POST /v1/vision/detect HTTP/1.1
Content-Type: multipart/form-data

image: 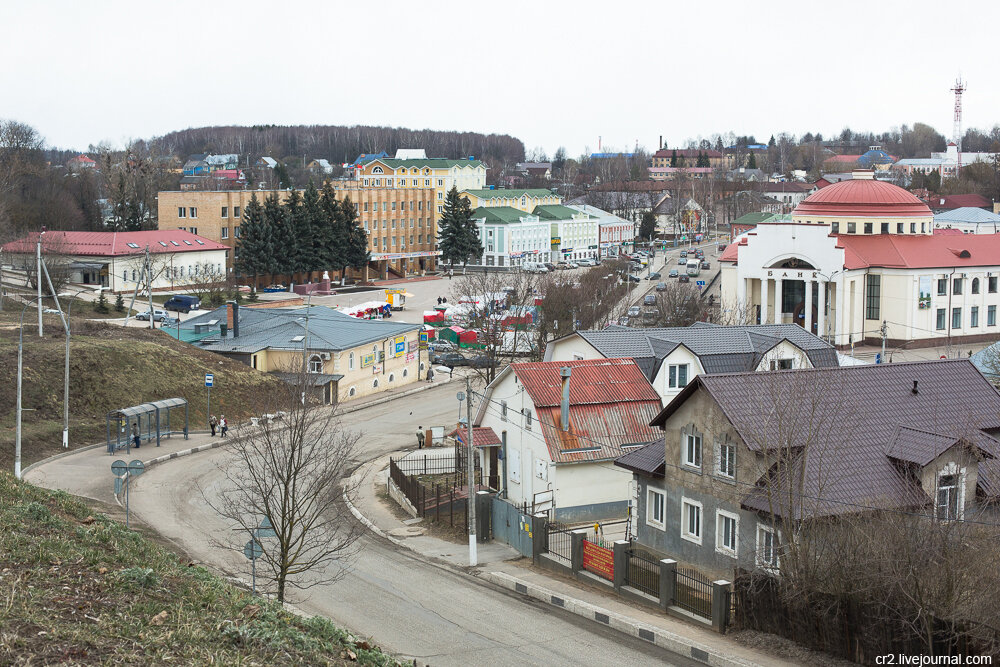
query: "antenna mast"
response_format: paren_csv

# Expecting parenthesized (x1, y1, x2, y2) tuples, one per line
(951, 77, 966, 174)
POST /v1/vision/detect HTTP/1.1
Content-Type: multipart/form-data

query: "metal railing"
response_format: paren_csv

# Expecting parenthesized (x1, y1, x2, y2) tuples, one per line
(625, 547, 661, 598)
(675, 566, 713, 619)
(545, 522, 573, 564)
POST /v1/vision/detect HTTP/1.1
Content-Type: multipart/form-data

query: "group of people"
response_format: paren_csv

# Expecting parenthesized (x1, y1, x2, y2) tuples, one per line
(435, 297, 449, 306)
(209, 414, 228, 437)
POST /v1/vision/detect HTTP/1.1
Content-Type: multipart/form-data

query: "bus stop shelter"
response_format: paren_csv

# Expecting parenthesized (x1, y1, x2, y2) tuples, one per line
(106, 398, 189, 454)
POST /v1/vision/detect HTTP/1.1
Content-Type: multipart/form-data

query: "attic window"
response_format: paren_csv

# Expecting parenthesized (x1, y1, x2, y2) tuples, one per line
(126, 242, 139, 248)
(183, 240, 192, 245)
(158, 241, 168, 247)
(561, 446, 601, 454)
(196, 240, 205, 245)
(290, 335, 304, 342)
(170, 241, 180, 246)
(949, 248, 971, 258)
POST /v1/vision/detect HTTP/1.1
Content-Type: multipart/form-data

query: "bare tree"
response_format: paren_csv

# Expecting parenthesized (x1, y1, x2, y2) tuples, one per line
(648, 282, 705, 327)
(209, 375, 364, 603)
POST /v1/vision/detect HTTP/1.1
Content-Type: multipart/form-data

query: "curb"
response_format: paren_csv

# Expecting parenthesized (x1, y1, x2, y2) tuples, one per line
(335, 379, 454, 416)
(115, 435, 234, 505)
(484, 572, 758, 667)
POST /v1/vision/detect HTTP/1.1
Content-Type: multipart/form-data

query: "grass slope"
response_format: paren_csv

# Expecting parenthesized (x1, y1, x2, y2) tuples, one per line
(0, 472, 399, 665)
(0, 313, 286, 470)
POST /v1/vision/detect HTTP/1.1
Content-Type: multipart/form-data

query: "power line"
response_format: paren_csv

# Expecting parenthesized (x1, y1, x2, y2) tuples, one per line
(470, 388, 1000, 528)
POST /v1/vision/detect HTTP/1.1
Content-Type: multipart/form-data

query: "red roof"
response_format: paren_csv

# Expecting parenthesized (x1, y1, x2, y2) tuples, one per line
(1, 230, 229, 256)
(653, 148, 723, 159)
(449, 426, 502, 448)
(837, 233, 1000, 270)
(719, 238, 743, 262)
(934, 194, 992, 210)
(512, 358, 660, 406)
(794, 179, 931, 218)
(824, 154, 862, 163)
(67, 154, 96, 164)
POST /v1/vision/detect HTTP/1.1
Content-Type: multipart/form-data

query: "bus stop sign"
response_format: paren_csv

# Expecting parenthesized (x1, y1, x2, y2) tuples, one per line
(205, 373, 214, 387)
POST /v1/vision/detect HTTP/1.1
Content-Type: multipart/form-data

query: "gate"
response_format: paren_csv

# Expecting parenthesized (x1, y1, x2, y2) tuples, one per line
(490, 498, 534, 558)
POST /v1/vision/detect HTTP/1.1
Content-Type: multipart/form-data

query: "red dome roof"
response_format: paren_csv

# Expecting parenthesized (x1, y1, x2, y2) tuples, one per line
(795, 179, 931, 218)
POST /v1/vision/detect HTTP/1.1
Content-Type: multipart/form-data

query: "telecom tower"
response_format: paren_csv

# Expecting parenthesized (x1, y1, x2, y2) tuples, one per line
(951, 77, 966, 173)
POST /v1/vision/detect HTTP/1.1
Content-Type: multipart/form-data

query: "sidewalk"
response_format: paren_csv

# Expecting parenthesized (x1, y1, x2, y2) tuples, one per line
(351, 451, 799, 667)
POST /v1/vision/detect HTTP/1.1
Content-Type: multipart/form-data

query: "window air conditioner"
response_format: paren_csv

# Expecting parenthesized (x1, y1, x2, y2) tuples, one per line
(320, 352, 331, 361)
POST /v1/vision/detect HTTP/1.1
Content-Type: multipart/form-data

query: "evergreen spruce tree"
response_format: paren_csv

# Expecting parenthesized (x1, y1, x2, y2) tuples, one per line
(747, 152, 757, 169)
(437, 186, 482, 271)
(114, 292, 124, 313)
(235, 193, 271, 291)
(299, 181, 324, 275)
(696, 152, 710, 168)
(319, 182, 345, 279)
(263, 192, 289, 282)
(339, 196, 370, 281)
(670, 150, 678, 167)
(283, 189, 304, 281)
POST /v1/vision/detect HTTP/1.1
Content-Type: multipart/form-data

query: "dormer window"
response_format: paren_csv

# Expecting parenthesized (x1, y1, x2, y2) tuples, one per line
(936, 473, 961, 520)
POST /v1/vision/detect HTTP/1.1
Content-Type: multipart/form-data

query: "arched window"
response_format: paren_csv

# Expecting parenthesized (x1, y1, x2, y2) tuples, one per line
(308, 354, 323, 373)
(372, 166, 383, 174)
(349, 352, 355, 370)
(972, 278, 980, 295)
(373, 378, 379, 389)
(348, 386, 356, 397)
(388, 373, 395, 383)
(402, 368, 408, 378)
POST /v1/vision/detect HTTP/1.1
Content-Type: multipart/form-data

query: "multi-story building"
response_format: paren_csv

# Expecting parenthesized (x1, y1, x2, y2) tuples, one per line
(535, 205, 600, 262)
(351, 152, 487, 215)
(472, 207, 551, 268)
(462, 188, 561, 212)
(157, 182, 439, 282)
(651, 148, 731, 170)
(567, 204, 635, 257)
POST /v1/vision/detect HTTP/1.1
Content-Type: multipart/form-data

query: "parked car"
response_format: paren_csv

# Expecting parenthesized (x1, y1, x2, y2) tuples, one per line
(643, 294, 657, 306)
(566, 261, 579, 269)
(647, 272, 661, 280)
(164, 294, 201, 313)
(135, 308, 170, 322)
(429, 341, 457, 353)
(556, 261, 570, 270)
(467, 356, 498, 369)
(655, 282, 668, 292)
(433, 352, 468, 368)
(678, 275, 690, 283)
(625, 274, 641, 283)
(544, 263, 557, 272)
(668, 269, 679, 278)
(700, 261, 711, 269)
(628, 305, 642, 317)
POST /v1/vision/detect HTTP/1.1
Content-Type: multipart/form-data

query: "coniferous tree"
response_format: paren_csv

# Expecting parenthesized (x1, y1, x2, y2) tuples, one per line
(263, 192, 290, 282)
(339, 195, 370, 281)
(437, 186, 483, 271)
(300, 181, 324, 275)
(696, 152, 710, 168)
(747, 151, 757, 169)
(670, 150, 678, 167)
(283, 188, 304, 280)
(235, 193, 271, 290)
(319, 181, 344, 278)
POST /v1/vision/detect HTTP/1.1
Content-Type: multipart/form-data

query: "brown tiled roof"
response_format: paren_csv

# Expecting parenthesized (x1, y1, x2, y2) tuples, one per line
(449, 426, 502, 448)
(615, 438, 665, 478)
(651, 360, 1000, 519)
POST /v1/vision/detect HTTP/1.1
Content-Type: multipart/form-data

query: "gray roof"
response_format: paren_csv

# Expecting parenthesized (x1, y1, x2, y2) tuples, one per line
(651, 360, 1000, 519)
(934, 207, 1000, 225)
(615, 438, 665, 478)
(184, 305, 419, 354)
(574, 323, 838, 380)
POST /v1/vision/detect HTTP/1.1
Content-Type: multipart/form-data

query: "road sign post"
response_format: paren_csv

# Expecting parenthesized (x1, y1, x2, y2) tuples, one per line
(205, 373, 214, 431)
(243, 539, 262, 594)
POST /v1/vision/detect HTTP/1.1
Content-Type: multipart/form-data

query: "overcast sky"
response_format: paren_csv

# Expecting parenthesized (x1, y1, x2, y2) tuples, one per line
(4, 0, 996, 157)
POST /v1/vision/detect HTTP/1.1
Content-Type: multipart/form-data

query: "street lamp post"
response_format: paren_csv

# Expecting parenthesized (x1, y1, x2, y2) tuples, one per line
(16, 295, 47, 479)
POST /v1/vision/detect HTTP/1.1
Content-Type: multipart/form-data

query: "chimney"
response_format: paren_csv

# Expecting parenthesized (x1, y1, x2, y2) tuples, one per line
(912, 380, 919, 395)
(227, 300, 239, 337)
(659, 135, 663, 150)
(560, 367, 572, 432)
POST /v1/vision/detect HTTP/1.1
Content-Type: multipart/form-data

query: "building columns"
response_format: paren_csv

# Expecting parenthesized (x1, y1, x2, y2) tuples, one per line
(774, 279, 784, 324)
(760, 277, 769, 325)
(804, 279, 813, 333)
(736, 275, 747, 309)
(817, 281, 827, 341)
(835, 279, 845, 346)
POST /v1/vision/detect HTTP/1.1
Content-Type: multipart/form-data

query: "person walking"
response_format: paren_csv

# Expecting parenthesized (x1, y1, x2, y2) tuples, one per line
(131, 423, 141, 449)
(416, 426, 425, 449)
(209, 415, 217, 437)
(220, 415, 228, 437)
(448, 268, 453, 280)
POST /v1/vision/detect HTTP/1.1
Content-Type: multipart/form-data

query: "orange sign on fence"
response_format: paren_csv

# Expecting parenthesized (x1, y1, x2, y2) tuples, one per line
(582, 540, 614, 581)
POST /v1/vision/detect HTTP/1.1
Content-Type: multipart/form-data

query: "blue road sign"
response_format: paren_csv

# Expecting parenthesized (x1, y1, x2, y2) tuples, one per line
(205, 373, 214, 387)
(696, 281, 705, 287)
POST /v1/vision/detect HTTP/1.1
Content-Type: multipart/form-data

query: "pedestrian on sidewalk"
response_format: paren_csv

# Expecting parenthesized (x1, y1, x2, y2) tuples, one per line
(416, 426, 425, 449)
(131, 423, 141, 449)
(209, 415, 217, 437)
(220, 415, 228, 437)
(448, 268, 453, 280)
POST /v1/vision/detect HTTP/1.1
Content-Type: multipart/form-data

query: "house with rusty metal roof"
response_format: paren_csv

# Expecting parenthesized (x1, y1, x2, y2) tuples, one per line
(545, 323, 839, 404)
(473, 358, 662, 522)
(616, 359, 1000, 579)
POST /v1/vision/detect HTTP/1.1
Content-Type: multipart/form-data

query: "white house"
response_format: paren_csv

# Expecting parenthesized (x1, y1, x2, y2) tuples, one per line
(544, 323, 839, 404)
(1, 230, 230, 293)
(534, 204, 600, 262)
(473, 358, 662, 522)
(567, 204, 636, 257)
(472, 207, 552, 268)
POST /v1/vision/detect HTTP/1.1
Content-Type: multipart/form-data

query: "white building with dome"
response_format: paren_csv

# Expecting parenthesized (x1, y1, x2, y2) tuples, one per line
(720, 170, 1000, 348)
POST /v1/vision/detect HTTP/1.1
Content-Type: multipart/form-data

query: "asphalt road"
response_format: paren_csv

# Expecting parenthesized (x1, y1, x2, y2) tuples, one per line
(127, 383, 700, 666)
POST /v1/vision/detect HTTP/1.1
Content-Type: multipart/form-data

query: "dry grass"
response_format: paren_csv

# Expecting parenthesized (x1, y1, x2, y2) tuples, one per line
(0, 471, 402, 666)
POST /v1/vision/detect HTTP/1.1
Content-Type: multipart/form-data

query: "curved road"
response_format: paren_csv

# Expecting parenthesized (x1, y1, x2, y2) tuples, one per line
(127, 383, 698, 666)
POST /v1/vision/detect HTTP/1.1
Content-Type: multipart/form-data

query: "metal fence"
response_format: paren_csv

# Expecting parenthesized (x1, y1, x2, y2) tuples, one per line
(388, 455, 479, 528)
(625, 547, 661, 598)
(582, 518, 628, 548)
(545, 522, 574, 564)
(394, 446, 463, 476)
(675, 566, 713, 619)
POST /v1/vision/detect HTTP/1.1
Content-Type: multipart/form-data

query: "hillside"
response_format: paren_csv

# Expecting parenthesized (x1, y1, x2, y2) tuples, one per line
(0, 472, 398, 665)
(0, 313, 286, 470)
(151, 123, 525, 174)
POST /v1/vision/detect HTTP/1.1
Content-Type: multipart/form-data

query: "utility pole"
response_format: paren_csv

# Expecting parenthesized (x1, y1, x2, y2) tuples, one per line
(881, 320, 888, 364)
(146, 246, 154, 330)
(465, 378, 477, 566)
(36, 231, 44, 337)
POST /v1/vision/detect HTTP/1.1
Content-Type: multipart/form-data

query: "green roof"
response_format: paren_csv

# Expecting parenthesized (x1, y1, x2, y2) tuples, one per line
(473, 206, 536, 224)
(731, 212, 778, 226)
(533, 204, 595, 221)
(366, 158, 486, 170)
(463, 188, 558, 200)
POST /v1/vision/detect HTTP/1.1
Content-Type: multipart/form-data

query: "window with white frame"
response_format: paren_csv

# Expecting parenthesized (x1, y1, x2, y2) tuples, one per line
(683, 431, 702, 469)
(524, 409, 532, 431)
(221, 227, 229, 239)
(189, 207, 197, 218)
(681, 498, 702, 544)
(756, 523, 779, 568)
(716, 510, 738, 556)
(668, 363, 689, 389)
(935, 464, 965, 521)
(647, 487, 665, 530)
(308, 355, 323, 373)
(177, 207, 186, 218)
(716, 440, 735, 479)
(348, 352, 355, 370)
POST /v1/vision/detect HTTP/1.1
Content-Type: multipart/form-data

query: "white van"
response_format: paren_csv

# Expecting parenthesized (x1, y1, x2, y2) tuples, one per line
(522, 262, 549, 274)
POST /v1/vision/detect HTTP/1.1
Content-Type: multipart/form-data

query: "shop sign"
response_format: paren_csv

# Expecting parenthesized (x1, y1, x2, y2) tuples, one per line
(394, 335, 406, 357)
(362, 353, 375, 368)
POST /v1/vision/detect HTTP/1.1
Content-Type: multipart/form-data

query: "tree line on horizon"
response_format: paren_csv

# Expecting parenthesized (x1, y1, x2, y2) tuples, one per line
(235, 182, 369, 289)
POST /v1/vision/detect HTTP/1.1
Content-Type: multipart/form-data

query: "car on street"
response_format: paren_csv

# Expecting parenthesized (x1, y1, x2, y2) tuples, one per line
(467, 356, 498, 369)
(679, 250, 687, 258)
(701, 261, 711, 269)
(429, 341, 457, 353)
(164, 294, 201, 313)
(628, 305, 642, 317)
(556, 261, 571, 270)
(655, 282, 668, 292)
(678, 275, 690, 283)
(575, 258, 594, 267)
(643, 294, 657, 306)
(135, 308, 171, 322)
(647, 272, 661, 280)
(432, 352, 468, 368)
(544, 263, 557, 272)
(668, 269, 679, 278)
(625, 274, 641, 283)
(162, 315, 181, 327)
(678, 257, 688, 265)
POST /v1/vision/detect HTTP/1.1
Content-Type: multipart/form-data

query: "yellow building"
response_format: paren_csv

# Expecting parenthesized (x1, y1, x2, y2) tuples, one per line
(460, 188, 561, 212)
(183, 303, 425, 403)
(353, 156, 487, 215)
